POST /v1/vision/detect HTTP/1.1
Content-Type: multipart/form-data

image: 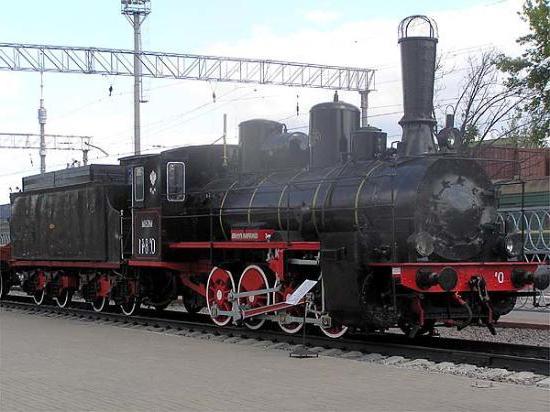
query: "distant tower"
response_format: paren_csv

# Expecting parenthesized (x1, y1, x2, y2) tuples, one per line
(38, 72, 47, 174)
(121, 0, 151, 156)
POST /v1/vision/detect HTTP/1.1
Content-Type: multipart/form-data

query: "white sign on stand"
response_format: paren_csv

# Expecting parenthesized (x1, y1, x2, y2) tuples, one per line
(285, 279, 318, 306)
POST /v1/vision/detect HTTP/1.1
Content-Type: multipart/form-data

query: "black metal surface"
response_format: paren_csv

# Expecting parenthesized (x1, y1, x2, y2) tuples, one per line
(320, 231, 367, 322)
(218, 155, 496, 262)
(351, 127, 387, 160)
(119, 153, 157, 186)
(397, 15, 438, 156)
(2, 298, 548, 376)
(414, 158, 496, 260)
(122, 145, 239, 248)
(309, 99, 360, 168)
(10, 183, 125, 262)
(262, 131, 309, 171)
(239, 119, 284, 173)
(22, 164, 126, 192)
(161, 145, 238, 193)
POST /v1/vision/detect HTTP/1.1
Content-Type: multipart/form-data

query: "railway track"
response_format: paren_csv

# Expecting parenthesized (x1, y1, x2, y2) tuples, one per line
(1, 297, 548, 376)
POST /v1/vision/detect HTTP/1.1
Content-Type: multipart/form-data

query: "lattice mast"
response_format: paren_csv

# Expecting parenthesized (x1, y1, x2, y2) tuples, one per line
(37, 72, 47, 173)
(121, 0, 151, 155)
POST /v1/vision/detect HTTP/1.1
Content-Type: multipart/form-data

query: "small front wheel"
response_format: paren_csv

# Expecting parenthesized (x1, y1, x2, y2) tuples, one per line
(91, 297, 108, 312)
(54, 289, 73, 308)
(120, 297, 140, 316)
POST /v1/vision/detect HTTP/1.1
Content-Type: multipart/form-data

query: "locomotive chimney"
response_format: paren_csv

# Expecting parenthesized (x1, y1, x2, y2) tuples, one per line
(397, 15, 438, 156)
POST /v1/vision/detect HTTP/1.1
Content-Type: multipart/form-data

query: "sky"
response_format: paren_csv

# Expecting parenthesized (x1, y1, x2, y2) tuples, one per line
(0, 0, 529, 203)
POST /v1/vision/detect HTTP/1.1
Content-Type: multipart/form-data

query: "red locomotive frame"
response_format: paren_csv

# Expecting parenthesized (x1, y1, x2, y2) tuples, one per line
(2, 230, 542, 336)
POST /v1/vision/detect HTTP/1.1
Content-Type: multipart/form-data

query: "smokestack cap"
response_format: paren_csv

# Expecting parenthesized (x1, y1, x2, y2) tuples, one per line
(398, 15, 438, 42)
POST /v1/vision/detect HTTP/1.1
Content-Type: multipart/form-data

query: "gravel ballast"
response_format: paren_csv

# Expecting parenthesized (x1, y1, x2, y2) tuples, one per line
(434, 325, 549, 347)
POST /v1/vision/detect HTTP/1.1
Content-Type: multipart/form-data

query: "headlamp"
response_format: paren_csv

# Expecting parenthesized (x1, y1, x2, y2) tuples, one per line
(504, 233, 522, 257)
(415, 231, 434, 257)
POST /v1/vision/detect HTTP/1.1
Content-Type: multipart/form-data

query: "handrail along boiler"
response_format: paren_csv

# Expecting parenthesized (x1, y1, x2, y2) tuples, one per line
(1, 15, 548, 337)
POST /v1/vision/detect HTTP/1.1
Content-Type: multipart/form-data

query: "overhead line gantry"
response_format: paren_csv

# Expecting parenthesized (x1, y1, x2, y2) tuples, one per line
(0, 133, 108, 168)
(0, 42, 376, 151)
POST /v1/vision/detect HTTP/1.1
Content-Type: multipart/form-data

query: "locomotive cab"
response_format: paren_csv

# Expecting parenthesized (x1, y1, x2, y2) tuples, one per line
(121, 144, 238, 261)
(120, 153, 162, 260)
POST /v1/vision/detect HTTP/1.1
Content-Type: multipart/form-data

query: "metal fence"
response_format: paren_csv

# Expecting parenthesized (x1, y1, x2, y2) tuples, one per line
(496, 206, 550, 263)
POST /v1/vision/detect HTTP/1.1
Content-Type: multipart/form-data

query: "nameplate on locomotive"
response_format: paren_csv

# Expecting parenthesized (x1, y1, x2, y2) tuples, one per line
(231, 229, 274, 242)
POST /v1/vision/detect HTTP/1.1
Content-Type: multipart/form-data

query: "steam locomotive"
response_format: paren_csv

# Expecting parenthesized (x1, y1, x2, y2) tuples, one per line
(1, 15, 548, 338)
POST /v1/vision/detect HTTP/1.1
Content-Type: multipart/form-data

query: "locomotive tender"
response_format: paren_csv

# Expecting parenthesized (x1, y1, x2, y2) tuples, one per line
(1, 15, 548, 337)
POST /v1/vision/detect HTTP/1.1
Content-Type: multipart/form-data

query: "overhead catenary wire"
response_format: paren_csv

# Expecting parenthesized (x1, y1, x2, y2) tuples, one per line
(0, 114, 544, 182)
(89, 85, 258, 148)
(48, 44, 517, 159)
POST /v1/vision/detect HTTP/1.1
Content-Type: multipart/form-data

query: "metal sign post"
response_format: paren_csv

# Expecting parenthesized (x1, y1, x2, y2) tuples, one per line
(288, 281, 319, 359)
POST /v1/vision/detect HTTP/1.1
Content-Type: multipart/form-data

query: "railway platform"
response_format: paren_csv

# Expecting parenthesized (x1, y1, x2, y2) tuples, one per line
(1, 309, 548, 412)
(500, 309, 550, 329)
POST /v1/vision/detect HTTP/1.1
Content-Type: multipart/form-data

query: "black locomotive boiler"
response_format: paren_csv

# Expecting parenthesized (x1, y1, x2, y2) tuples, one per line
(1, 15, 548, 338)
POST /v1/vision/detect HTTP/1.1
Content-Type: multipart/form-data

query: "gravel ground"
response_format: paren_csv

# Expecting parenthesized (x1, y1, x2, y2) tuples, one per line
(432, 325, 549, 347)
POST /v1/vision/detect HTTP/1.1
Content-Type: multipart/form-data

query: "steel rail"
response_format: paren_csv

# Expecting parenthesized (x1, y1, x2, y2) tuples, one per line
(1, 297, 548, 375)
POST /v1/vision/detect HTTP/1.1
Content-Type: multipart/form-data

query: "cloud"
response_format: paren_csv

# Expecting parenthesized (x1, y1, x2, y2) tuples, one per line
(0, 0, 529, 203)
(303, 9, 340, 24)
(206, 0, 526, 134)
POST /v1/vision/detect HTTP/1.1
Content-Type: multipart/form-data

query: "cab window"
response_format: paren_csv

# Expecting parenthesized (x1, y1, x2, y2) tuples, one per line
(167, 162, 185, 202)
(133, 166, 144, 202)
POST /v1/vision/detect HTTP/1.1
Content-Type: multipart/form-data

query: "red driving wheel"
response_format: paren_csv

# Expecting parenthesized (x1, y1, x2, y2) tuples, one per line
(237, 265, 271, 330)
(206, 267, 235, 326)
(273, 282, 304, 334)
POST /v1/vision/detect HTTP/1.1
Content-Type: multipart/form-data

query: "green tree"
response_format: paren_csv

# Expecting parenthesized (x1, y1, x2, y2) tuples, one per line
(497, 0, 549, 146)
(463, 123, 480, 144)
